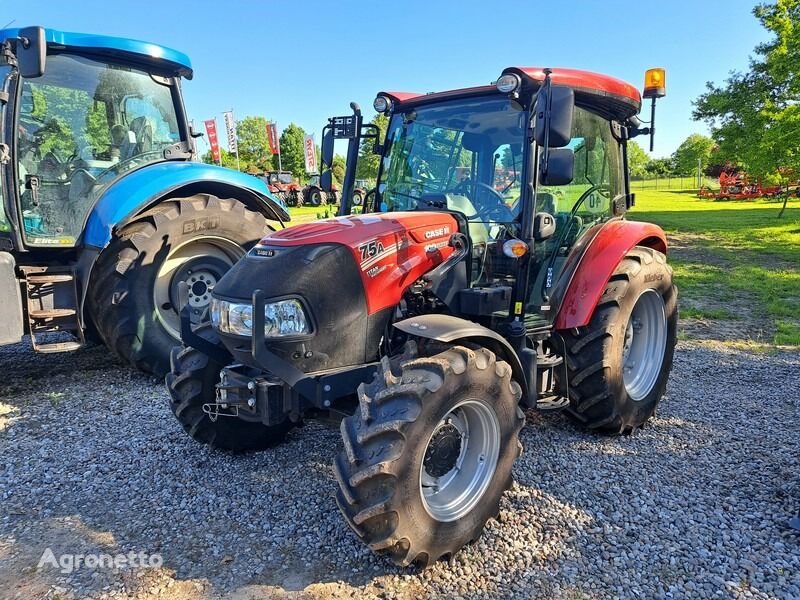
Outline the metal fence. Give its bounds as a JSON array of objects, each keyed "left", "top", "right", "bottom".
[{"left": 629, "top": 176, "right": 719, "bottom": 191}]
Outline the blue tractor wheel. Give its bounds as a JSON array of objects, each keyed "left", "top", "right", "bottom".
[{"left": 87, "top": 193, "right": 271, "bottom": 376}]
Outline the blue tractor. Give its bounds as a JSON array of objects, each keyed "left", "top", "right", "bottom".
[{"left": 0, "top": 26, "right": 288, "bottom": 375}]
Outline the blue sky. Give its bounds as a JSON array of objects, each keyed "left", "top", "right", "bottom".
[{"left": 6, "top": 0, "right": 769, "bottom": 157}]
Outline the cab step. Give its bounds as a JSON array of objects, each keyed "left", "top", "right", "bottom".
[
  {"left": 35, "top": 340, "right": 84, "bottom": 353},
  {"left": 25, "top": 274, "right": 75, "bottom": 284},
  {"left": 20, "top": 266, "right": 85, "bottom": 353},
  {"left": 29, "top": 308, "right": 77, "bottom": 319},
  {"left": 535, "top": 394, "right": 570, "bottom": 411}
]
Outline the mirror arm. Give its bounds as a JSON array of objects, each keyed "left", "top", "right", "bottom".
[
  {"left": 337, "top": 102, "right": 363, "bottom": 217},
  {"left": 539, "top": 69, "right": 553, "bottom": 180},
  {"left": 1, "top": 41, "right": 17, "bottom": 68}
]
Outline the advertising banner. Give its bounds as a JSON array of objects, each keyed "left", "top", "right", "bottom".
[
  {"left": 204, "top": 119, "right": 221, "bottom": 163},
  {"left": 222, "top": 111, "right": 238, "bottom": 153},
  {"left": 303, "top": 134, "right": 317, "bottom": 173}
]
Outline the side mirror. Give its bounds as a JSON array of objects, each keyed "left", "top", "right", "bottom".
[
  {"left": 320, "top": 170, "right": 333, "bottom": 193},
  {"left": 321, "top": 127, "right": 334, "bottom": 168},
  {"left": 18, "top": 26, "right": 47, "bottom": 78},
  {"left": 533, "top": 212, "right": 556, "bottom": 241},
  {"left": 539, "top": 148, "right": 574, "bottom": 186},
  {"left": 534, "top": 85, "right": 574, "bottom": 148}
]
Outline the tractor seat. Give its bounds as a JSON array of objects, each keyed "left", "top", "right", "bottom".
[{"left": 120, "top": 116, "right": 155, "bottom": 160}]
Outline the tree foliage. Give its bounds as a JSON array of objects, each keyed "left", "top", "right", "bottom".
[
  {"left": 645, "top": 157, "right": 674, "bottom": 176},
  {"left": 279, "top": 123, "right": 307, "bottom": 180},
  {"left": 627, "top": 141, "right": 650, "bottom": 177},
  {"left": 355, "top": 113, "right": 389, "bottom": 180},
  {"left": 693, "top": 0, "right": 800, "bottom": 181},
  {"left": 236, "top": 116, "right": 274, "bottom": 173},
  {"left": 672, "top": 134, "right": 715, "bottom": 175},
  {"left": 331, "top": 154, "right": 346, "bottom": 185}
]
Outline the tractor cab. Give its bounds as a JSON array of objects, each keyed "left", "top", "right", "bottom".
[
  {"left": 265, "top": 171, "right": 294, "bottom": 186},
  {"left": 0, "top": 27, "right": 285, "bottom": 372},
  {"left": 2, "top": 27, "right": 196, "bottom": 248},
  {"left": 321, "top": 68, "right": 653, "bottom": 334}
]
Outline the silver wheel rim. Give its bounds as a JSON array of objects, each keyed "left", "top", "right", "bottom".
[
  {"left": 153, "top": 236, "right": 245, "bottom": 339},
  {"left": 419, "top": 399, "right": 501, "bottom": 522},
  {"left": 622, "top": 289, "right": 668, "bottom": 401}
]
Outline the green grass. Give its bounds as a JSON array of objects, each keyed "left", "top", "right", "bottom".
[
  {"left": 284, "top": 205, "right": 338, "bottom": 225},
  {"left": 629, "top": 190, "right": 800, "bottom": 345}
]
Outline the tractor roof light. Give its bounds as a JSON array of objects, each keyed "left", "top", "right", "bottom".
[
  {"left": 495, "top": 73, "right": 521, "bottom": 95},
  {"left": 373, "top": 95, "right": 392, "bottom": 114},
  {"left": 643, "top": 68, "right": 666, "bottom": 99},
  {"left": 502, "top": 238, "right": 528, "bottom": 258}
]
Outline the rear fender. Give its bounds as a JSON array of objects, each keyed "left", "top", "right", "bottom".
[
  {"left": 82, "top": 162, "right": 290, "bottom": 250},
  {"left": 553, "top": 219, "right": 668, "bottom": 330},
  {"left": 393, "top": 314, "right": 528, "bottom": 397}
]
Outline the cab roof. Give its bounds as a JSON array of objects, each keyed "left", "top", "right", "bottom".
[
  {"left": 0, "top": 26, "right": 193, "bottom": 79},
  {"left": 381, "top": 66, "right": 642, "bottom": 120}
]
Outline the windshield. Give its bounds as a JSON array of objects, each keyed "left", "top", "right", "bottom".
[
  {"left": 17, "top": 53, "right": 182, "bottom": 245},
  {"left": 378, "top": 95, "right": 525, "bottom": 228}
]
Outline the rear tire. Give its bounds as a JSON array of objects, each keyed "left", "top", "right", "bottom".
[
  {"left": 308, "top": 188, "right": 323, "bottom": 206},
  {"left": 88, "top": 194, "right": 271, "bottom": 376},
  {"left": 335, "top": 345, "right": 524, "bottom": 568},
  {"left": 559, "top": 246, "right": 677, "bottom": 433},
  {"left": 165, "top": 323, "right": 294, "bottom": 452},
  {"left": 352, "top": 191, "right": 364, "bottom": 206}
]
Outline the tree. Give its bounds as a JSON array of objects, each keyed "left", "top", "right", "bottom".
[
  {"left": 279, "top": 123, "right": 307, "bottom": 180},
  {"left": 672, "top": 134, "right": 715, "bottom": 175},
  {"left": 645, "top": 157, "right": 674, "bottom": 176},
  {"left": 201, "top": 147, "right": 238, "bottom": 169},
  {"left": 694, "top": 0, "right": 800, "bottom": 214},
  {"left": 627, "top": 141, "right": 650, "bottom": 178},
  {"left": 332, "top": 154, "right": 346, "bottom": 185},
  {"left": 236, "top": 116, "right": 274, "bottom": 173},
  {"left": 355, "top": 113, "right": 389, "bottom": 180}
]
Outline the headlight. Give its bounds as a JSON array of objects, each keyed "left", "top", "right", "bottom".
[
  {"left": 211, "top": 298, "right": 310, "bottom": 337},
  {"left": 373, "top": 95, "right": 392, "bottom": 113},
  {"left": 496, "top": 73, "right": 521, "bottom": 94}
]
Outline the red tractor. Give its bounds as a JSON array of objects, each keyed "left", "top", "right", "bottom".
[
  {"left": 260, "top": 170, "right": 303, "bottom": 206},
  {"left": 167, "top": 67, "right": 676, "bottom": 568},
  {"left": 352, "top": 178, "right": 372, "bottom": 207},
  {"left": 303, "top": 173, "right": 338, "bottom": 206}
]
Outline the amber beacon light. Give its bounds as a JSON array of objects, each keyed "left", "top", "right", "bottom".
[{"left": 643, "top": 68, "right": 666, "bottom": 99}]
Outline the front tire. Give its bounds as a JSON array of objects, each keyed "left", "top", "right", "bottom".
[
  {"left": 165, "top": 323, "right": 294, "bottom": 452},
  {"left": 88, "top": 194, "right": 271, "bottom": 376},
  {"left": 334, "top": 345, "right": 524, "bottom": 568},
  {"left": 559, "top": 246, "right": 678, "bottom": 433}
]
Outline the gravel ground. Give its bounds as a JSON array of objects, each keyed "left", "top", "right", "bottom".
[{"left": 0, "top": 338, "right": 798, "bottom": 600}]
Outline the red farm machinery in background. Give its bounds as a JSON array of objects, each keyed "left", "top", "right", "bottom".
[{"left": 698, "top": 171, "right": 785, "bottom": 200}]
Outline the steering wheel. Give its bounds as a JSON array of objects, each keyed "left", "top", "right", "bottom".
[{"left": 453, "top": 180, "right": 516, "bottom": 222}]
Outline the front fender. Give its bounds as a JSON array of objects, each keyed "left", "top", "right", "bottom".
[
  {"left": 82, "top": 162, "right": 290, "bottom": 249},
  {"left": 393, "top": 314, "right": 527, "bottom": 397},
  {"left": 553, "top": 219, "right": 668, "bottom": 330}
]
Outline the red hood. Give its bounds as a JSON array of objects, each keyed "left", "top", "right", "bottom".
[{"left": 260, "top": 212, "right": 459, "bottom": 314}]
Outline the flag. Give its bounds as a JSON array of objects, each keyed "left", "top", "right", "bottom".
[
  {"left": 266, "top": 122, "right": 280, "bottom": 156},
  {"left": 223, "top": 111, "right": 238, "bottom": 154},
  {"left": 303, "top": 134, "right": 317, "bottom": 173},
  {"left": 204, "top": 119, "right": 221, "bottom": 163}
]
